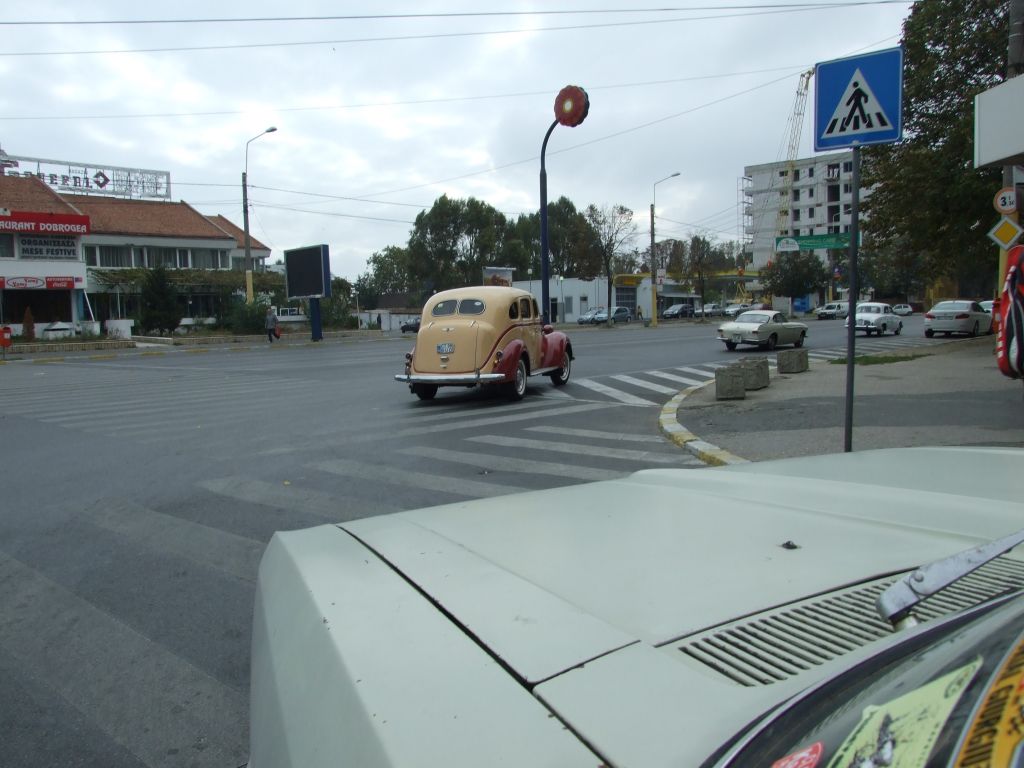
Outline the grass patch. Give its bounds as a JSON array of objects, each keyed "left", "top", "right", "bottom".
[{"left": 829, "top": 352, "right": 931, "bottom": 366}]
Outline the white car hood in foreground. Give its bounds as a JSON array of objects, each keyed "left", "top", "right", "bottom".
[{"left": 250, "top": 447, "right": 1024, "bottom": 768}]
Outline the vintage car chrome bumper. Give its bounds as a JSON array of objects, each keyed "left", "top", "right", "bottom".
[{"left": 395, "top": 372, "right": 507, "bottom": 386}]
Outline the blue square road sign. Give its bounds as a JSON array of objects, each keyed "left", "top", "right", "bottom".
[{"left": 814, "top": 47, "right": 903, "bottom": 151}]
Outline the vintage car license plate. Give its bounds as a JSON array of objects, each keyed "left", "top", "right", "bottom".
[
  {"left": 732, "top": 334, "right": 742, "bottom": 342},
  {"left": 436, "top": 342, "right": 455, "bottom": 354}
]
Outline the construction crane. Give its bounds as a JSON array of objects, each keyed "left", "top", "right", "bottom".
[{"left": 775, "top": 70, "right": 814, "bottom": 247}]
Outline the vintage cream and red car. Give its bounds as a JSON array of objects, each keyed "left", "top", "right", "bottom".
[{"left": 395, "top": 286, "right": 574, "bottom": 401}]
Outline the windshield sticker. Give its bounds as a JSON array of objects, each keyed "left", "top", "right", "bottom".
[
  {"left": 954, "top": 636, "right": 1024, "bottom": 767},
  {"left": 827, "top": 658, "right": 982, "bottom": 768},
  {"left": 772, "top": 741, "right": 823, "bottom": 768}
]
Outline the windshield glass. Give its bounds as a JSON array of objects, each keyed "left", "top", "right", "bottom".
[
  {"left": 713, "top": 594, "right": 1024, "bottom": 768},
  {"left": 737, "top": 312, "right": 770, "bottom": 324}
]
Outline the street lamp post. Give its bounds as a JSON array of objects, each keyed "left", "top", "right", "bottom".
[
  {"left": 242, "top": 126, "right": 277, "bottom": 303},
  {"left": 650, "top": 172, "right": 680, "bottom": 326}
]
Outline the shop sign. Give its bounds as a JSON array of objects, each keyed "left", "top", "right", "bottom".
[
  {"left": 0, "top": 211, "right": 91, "bottom": 235},
  {"left": 0, "top": 276, "right": 74, "bottom": 290},
  {"left": 18, "top": 235, "right": 78, "bottom": 259},
  {"left": 4, "top": 155, "right": 171, "bottom": 200}
]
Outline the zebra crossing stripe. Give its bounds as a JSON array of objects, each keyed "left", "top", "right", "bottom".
[
  {"left": 315, "top": 458, "right": 530, "bottom": 497},
  {"left": 400, "top": 446, "right": 617, "bottom": 482},
  {"left": 672, "top": 366, "right": 716, "bottom": 378},
  {"left": 573, "top": 378, "right": 657, "bottom": 406},
  {"left": 525, "top": 425, "right": 664, "bottom": 443},
  {"left": 649, "top": 370, "right": 708, "bottom": 387},
  {"left": 609, "top": 374, "right": 678, "bottom": 395},
  {"left": 466, "top": 435, "right": 698, "bottom": 465}
]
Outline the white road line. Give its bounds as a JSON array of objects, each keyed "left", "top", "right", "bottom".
[
  {"left": 609, "top": 374, "right": 678, "bottom": 395},
  {"left": 525, "top": 426, "right": 664, "bottom": 443},
  {"left": 672, "top": 366, "right": 717, "bottom": 378},
  {"left": 647, "top": 370, "right": 707, "bottom": 387},
  {"left": 198, "top": 476, "right": 363, "bottom": 520},
  {"left": 466, "top": 435, "right": 698, "bottom": 465},
  {"left": 88, "top": 498, "right": 264, "bottom": 583},
  {"left": 572, "top": 378, "right": 658, "bottom": 406},
  {"left": 0, "top": 552, "right": 248, "bottom": 767},
  {"left": 315, "top": 458, "right": 530, "bottom": 497},
  {"left": 399, "top": 446, "right": 619, "bottom": 482}
]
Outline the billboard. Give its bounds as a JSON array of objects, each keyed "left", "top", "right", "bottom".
[
  {"left": 4, "top": 155, "right": 171, "bottom": 200},
  {"left": 285, "top": 244, "right": 331, "bottom": 299}
]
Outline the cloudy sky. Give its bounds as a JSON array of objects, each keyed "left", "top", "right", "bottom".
[{"left": 0, "top": 1, "right": 913, "bottom": 281}]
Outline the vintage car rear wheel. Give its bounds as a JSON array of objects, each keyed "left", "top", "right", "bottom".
[
  {"left": 725, "top": 341, "right": 737, "bottom": 351},
  {"left": 765, "top": 334, "right": 777, "bottom": 351},
  {"left": 507, "top": 358, "right": 528, "bottom": 401},
  {"left": 549, "top": 351, "right": 571, "bottom": 386},
  {"left": 412, "top": 384, "right": 437, "bottom": 401},
  {"left": 794, "top": 331, "right": 805, "bottom": 348}
]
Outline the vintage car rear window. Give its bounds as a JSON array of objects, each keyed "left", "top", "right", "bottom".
[
  {"left": 710, "top": 593, "right": 1024, "bottom": 768},
  {"left": 458, "top": 298, "right": 485, "bottom": 315},
  {"left": 431, "top": 299, "right": 458, "bottom": 316}
]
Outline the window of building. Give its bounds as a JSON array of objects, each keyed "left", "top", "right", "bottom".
[
  {"left": 219, "top": 251, "right": 229, "bottom": 269},
  {"left": 778, "top": 169, "right": 789, "bottom": 177},
  {"left": 99, "top": 245, "right": 132, "bottom": 268},
  {"left": 808, "top": 167, "right": 815, "bottom": 177},
  {"left": 843, "top": 183, "right": 852, "bottom": 194},
  {"left": 807, "top": 208, "right": 814, "bottom": 219},
  {"left": 807, "top": 187, "right": 814, "bottom": 198},
  {"left": 793, "top": 209, "right": 801, "bottom": 221},
  {"left": 843, "top": 161, "right": 853, "bottom": 173},
  {"left": 0, "top": 234, "right": 14, "bottom": 258},
  {"left": 133, "top": 247, "right": 146, "bottom": 268},
  {"left": 828, "top": 185, "right": 841, "bottom": 202},
  {"left": 84, "top": 245, "right": 97, "bottom": 266},
  {"left": 826, "top": 164, "right": 840, "bottom": 180},
  {"left": 191, "top": 248, "right": 219, "bottom": 270},
  {"left": 149, "top": 247, "right": 176, "bottom": 268},
  {"left": 792, "top": 189, "right": 800, "bottom": 201},
  {"left": 564, "top": 296, "right": 574, "bottom": 315},
  {"left": 793, "top": 169, "right": 801, "bottom": 181},
  {"left": 177, "top": 249, "right": 190, "bottom": 269}
]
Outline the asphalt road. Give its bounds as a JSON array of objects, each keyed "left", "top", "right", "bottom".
[{"left": 0, "top": 314, "right": 970, "bottom": 767}]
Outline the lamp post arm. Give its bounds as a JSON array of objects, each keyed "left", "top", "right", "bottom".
[{"left": 539, "top": 118, "right": 558, "bottom": 324}]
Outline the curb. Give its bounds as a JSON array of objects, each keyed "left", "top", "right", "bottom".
[{"left": 658, "top": 381, "right": 749, "bottom": 467}]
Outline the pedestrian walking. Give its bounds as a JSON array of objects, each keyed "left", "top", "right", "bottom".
[{"left": 265, "top": 307, "right": 279, "bottom": 342}]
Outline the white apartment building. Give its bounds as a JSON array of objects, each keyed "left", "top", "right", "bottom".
[{"left": 743, "top": 150, "right": 864, "bottom": 272}]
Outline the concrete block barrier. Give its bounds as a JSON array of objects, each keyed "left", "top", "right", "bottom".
[
  {"left": 740, "top": 357, "right": 770, "bottom": 390},
  {"left": 777, "top": 348, "right": 809, "bottom": 373},
  {"left": 715, "top": 366, "right": 746, "bottom": 400}
]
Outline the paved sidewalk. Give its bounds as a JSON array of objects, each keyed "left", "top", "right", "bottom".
[{"left": 660, "top": 337, "right": 1024, "bottom": 465}]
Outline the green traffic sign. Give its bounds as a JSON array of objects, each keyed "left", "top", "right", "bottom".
[{"left": 775, "top": 233, "right": 851, "bottom": 251}]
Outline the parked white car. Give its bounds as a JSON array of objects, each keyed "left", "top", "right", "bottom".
[
  {"left": 845, "top": 302, "right": 903, "bottom": 336},
  {"left": 892, "top": 303, "right": 913, "bottom": 316},
  {"left": 924, "top": 299, "right": 992, "bottom": 337},
  {"left": 695, "top": 303, "right": 723, "bottom": 317},
  {"left": 813, "top": 301, "right": 848, "bottom": 320}
]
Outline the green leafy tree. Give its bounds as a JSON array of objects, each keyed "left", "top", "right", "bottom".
[
  {"left": 320, "top": 277, "right": 354, "bottom": 328},
  {"left": 139, "top": 266, "right": 181, "bottom": 335},
  {"left": 861, "top": 0, "right": 1005, "bottom": 297},
  {"left": 761, "top": 251, "right": 829, "bottom": 299},
  {"left": 684, "top": 235, "right": 718, "bottom": 308},
  {"left": 584, "top": 204, "right": 638, "bottom": 310}
]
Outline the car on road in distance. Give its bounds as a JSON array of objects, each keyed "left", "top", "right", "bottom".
[
  {"left": 980, "top": 299, "right": 994, "bottom": 314},
  {"left": 594, "top": 306, "right": 632, "bottom": 324},
  {"left": 892, "top": 303, "right": 913, "bottom": 316},
  {"left": 394, "top": 285, "right": 573, "bottom": 401},
  {"left": 722, "top": 303, "right": 751, "bottom": 318},
  {"left": 813, "top": 302, "right": 848, "bottom": 320},
  {"left": 248, "top": 447, "right": 1024, "bottom": 768},
  {"left": 576, "top": 307, "right": 603, "bottom": 325},
  {"left": 400, "top": 317, "right": 421, "bottom": 333},
  {"left": 662, "top": 303, "right": 694, "bottom": 319},
  {"left": 845, "top": 302, "right": 903, "bottom": 336},
  {"left": 924, "top": 299, "right": 992, "bottom": 337},
  {"left": 695, "top": 303, "right": 724, "bottom": 317},
  {"left": 717, "top": 309, "right": 808, "bottom": 351}
]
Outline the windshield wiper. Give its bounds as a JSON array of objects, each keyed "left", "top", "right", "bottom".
[{"left": 876, "top": 527, "right": 1024, "bottom": 630}]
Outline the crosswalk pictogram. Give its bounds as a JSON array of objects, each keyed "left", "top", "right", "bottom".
[{"left": 823, "top": 68, "right": 892, "bottom": 138}]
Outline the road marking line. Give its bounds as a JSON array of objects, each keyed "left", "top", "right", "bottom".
[
  {"left": 315, "top": 458, "right": 530, "bottom": 497},
  {"left": 525, "top": 425, "right": 664, "bottom": 443},
  {"left": 672, "top": 366, "right": 716, "bottom": 378},
  {"left": 466, "top": 435, "right": 698, "bottom": 464},
  {"left": 647, "top": 370, "right": 707, "bottom": 387},
  {"left": 572, "top": 378, "right": 657, "bottom": 406},
  {"left": 399, "top": 446, "right": 618, "bottom": 482},
  {"left": 609, "top": 374, "right": 678, "bottom": 395}
]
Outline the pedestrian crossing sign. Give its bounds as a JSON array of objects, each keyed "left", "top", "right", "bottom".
[{"left": 814, "top": 47, "right": 903, "bottom": 150}]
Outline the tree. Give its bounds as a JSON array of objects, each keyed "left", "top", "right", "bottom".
[
  {"left": 861, "top": 0, "right": 1005, "bottom": 296},
  {"left": 584, "top": 204, "right": 638, "bottom": 310},
  {"left": 760, "top": 251, "right": 829, "bottom": 299},
  {"left": 684, "top": 235, "right": 716, "bottom": 309},
  {"left": 139, "top": 266, "right": 181, "bottom": 335}
]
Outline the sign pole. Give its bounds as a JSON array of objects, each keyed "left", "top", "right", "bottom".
[{"left": 843, "top": 145, "right": 861, "bottom": 453}]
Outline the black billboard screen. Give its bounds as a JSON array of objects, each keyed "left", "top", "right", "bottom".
[{"left": 285, "top": 245, "right": 330, "bottom": 299}]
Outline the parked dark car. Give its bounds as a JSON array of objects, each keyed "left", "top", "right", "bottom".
[
  {"left": 400, "top": 317, "right": 421, "bottom": 333},
  {"left": 662, "top": 303, "right": 694, "bottom": 319}
]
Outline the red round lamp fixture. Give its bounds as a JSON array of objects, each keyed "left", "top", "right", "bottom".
[{"left": 554, "top": 85, "right": 589, "bottom": 127}]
